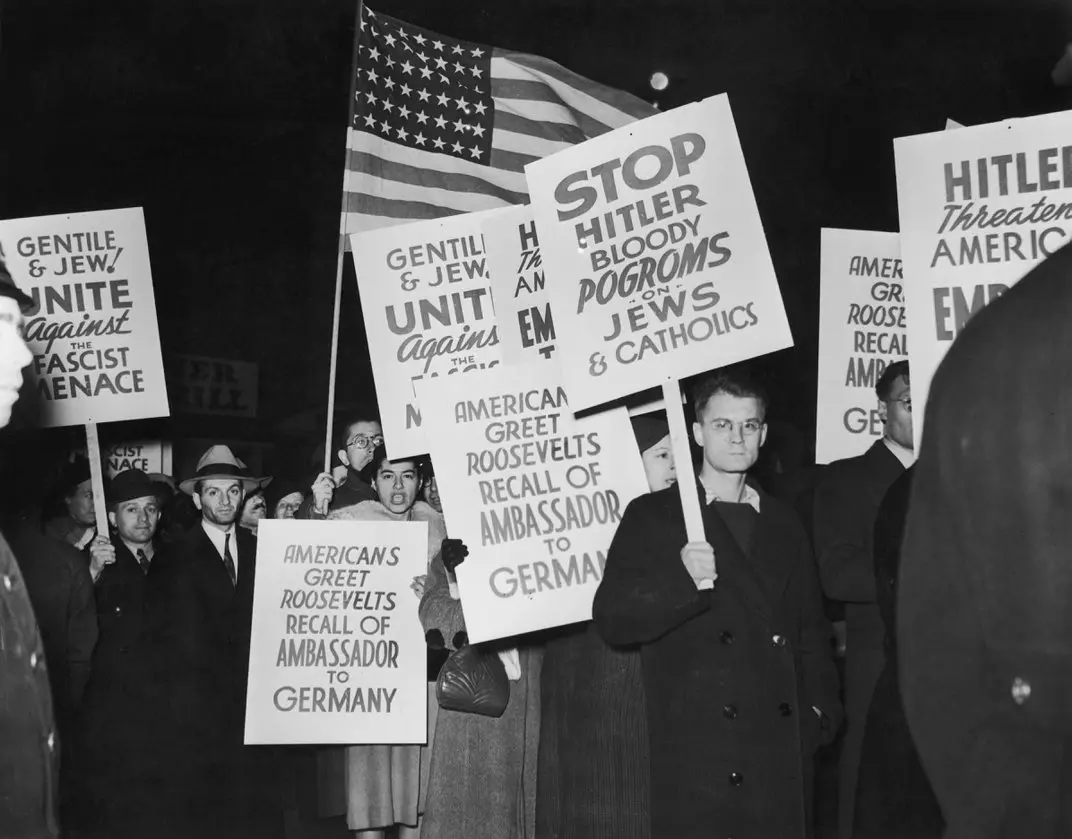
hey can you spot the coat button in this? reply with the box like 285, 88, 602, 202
3, 574, 11, 591
779, 702, 792, 716
720, 631, 734, 644
722, 704, 737, 719
1011, 677, 1032, 706
47, 731, 56, 753
30, 652, 38, 670
772, 634, 786, 647
728, 772, 744, 786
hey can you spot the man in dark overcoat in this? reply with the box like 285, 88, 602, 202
899, 243, 1072, 838
594, 370, 841, 839
80, 469, 164, 836
811, 360, 913, 839
0, 257, 60, 838
144, 444, 279, 839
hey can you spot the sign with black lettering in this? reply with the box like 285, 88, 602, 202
244, 519, 428, 745
483, 205, 558, 366
524, 94, 792, 411
104, 440, 164, 478
0, 208, 168, 426
168, 354, 258, 418
350, 209, 503, 458
894, 109, 1072, 446
414, 362, 648, 643
816, 230, 906, 463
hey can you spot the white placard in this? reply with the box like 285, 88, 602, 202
484, 205, 559, 366
894, 109, 1072, 447
816, 229, 906, 464
414, 363, 648, 643
244, 519, 429, 745
0, 207, 168, 426
350, 210, 503, 458
526, 94, 792, 411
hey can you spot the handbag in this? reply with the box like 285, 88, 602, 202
435, 643, 511, 717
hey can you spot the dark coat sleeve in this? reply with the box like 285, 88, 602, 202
813, 461, 877, 603
418, 551, 466, 649
65, 551, 97, 707
593, 495, 709, 646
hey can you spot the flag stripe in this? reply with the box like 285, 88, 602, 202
344, 168, 522, 213
491, 79, 612, 137
493, 108, 587, 144
501, 52, 655, 121
489, 147, 540, 172
492, 97, 590, 129
491, 127, 572, 159
346, 192, 463, 225
345, 147, 528, 204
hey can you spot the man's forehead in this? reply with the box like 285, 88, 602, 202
347, 420, 381, 435
201, 478, 242, 492
379, 461, 417, 474
703, 392, 764, 418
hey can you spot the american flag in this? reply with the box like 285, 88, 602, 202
342, 5, 656, 239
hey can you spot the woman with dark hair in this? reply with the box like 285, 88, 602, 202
320, 445, 447, 838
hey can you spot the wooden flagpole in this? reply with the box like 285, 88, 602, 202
323, 0, 365, 475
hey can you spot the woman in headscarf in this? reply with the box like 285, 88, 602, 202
534, 412, 675, 839
319, 446, 446, 838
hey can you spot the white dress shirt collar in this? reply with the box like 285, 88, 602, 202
201, 519, 238, 577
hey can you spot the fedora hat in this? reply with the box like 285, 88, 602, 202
178, 444, 272, 495
107, 469, 161, 507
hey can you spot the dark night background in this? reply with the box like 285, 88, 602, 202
3, 0, 1071, 476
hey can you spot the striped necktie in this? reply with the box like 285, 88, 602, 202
223, 533, 237, 586
136, 549, 150, 574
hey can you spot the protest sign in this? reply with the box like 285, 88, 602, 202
104, 440, 165, 477
167, 354, 258, 418
525, 93, 792, 413
0, 207, 168, 426
816, 229, 906, 464
414, 362, 648, 643
483, 205, 558, 366
245, 519, 429, 745
894, 108, 1072, 447
350, 210, 502, 458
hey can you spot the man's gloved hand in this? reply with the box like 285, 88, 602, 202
441, 538, 469, 573
452, 631, 469, 650
425, 629, 445, 649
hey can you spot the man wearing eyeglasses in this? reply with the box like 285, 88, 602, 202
299, 412, 384, 519
594, 369, 840, 839
811, 359, 914, 839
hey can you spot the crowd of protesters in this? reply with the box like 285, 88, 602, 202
3, 240, 1072, 839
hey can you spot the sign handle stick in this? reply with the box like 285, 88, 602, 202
85, 422, 109, 539
322, 0, 364, 478
661, 380, 711, 567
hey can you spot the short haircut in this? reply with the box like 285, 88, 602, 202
692, 368, 769, 422
362, 443, 426, 483
334, 410, 382, 453
875, 361, 910, 401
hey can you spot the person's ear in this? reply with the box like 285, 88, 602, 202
877, 398, 889, 423
192, 494, 203, 512
692, 421, 703, 448
108, 511, 117, 529
759, 424, 768, 448
338, 449, 351, 469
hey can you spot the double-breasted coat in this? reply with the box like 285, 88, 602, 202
594, 482, 841, 839
79, 538, 156, 829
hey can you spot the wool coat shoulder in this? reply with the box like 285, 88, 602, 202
593, 483, 841, 839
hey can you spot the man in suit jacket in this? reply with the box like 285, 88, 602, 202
811, 360, 913, 839
594, 370, 841, 839
145, 445, 277, 839
81, 469, 163, 837
900, 243, 1072, 838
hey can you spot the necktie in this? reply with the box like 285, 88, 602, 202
223, 533, 237, 586
136, 549, 150, 574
